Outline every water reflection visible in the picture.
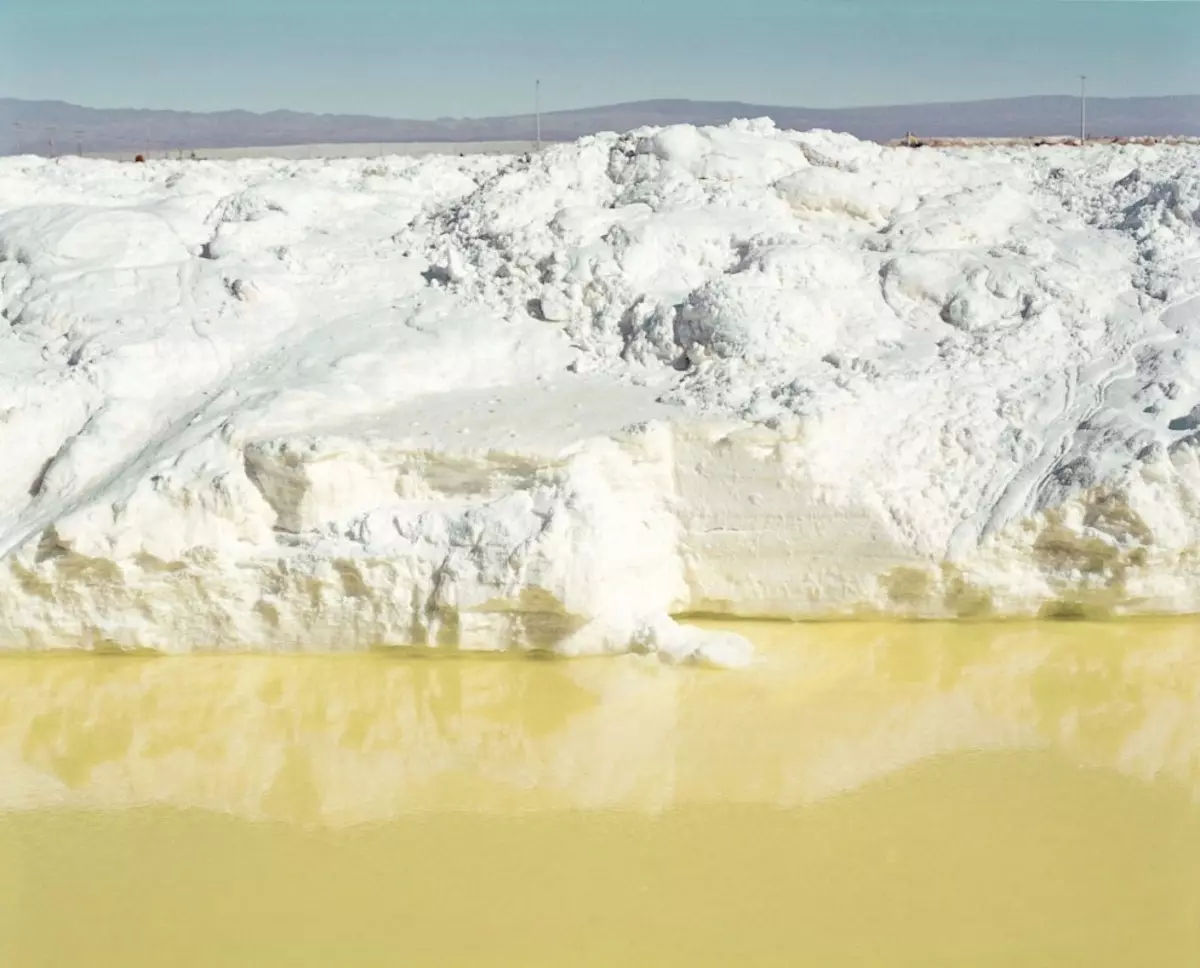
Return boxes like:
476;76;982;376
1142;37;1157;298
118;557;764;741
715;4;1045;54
0;620;1198;825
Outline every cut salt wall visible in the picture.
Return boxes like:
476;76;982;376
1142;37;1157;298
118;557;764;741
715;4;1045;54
2;120;1200;665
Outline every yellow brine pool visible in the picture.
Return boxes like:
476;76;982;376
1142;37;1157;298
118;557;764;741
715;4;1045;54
1;621;1198;967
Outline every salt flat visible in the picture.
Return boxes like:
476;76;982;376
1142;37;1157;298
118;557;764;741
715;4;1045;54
87;140;542;162
3;120;1200;663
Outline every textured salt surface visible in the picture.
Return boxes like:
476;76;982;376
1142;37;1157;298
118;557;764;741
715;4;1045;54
4;120;1200;662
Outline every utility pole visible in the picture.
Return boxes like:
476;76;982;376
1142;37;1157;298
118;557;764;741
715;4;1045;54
1080;75;1087;146
535;78;542;153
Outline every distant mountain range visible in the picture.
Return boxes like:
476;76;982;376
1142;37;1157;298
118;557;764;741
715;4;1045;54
2;95;1198;155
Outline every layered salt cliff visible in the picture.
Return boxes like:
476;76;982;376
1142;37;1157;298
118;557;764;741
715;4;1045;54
3;121;1200;662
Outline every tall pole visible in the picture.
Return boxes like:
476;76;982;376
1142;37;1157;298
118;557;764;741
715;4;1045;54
535;79;542;153
1080;75;1087;146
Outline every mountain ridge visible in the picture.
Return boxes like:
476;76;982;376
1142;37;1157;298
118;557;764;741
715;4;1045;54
2;94;1198;155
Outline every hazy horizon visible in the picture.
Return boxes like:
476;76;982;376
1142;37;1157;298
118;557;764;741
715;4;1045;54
5;92;1199;158
3;0;1199;120
8;89;1200;122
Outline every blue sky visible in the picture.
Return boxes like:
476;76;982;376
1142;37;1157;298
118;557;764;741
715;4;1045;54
1;1;1197;117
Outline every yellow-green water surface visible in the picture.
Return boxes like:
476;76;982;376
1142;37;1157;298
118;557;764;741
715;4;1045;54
1;621;1199;967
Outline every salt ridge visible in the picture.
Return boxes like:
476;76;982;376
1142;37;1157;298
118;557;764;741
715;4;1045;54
2;119;1200;663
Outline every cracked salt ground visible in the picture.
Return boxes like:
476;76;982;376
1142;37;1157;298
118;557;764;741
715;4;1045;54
5;120;1200;660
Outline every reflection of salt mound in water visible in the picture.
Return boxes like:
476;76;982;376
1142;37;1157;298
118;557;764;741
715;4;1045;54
5;129;1200;657
0;622;1197;826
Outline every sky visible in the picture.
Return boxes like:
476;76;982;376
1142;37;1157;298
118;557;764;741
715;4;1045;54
1;0;1198;118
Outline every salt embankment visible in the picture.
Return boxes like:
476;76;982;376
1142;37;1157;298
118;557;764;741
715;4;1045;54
3;120;1200;663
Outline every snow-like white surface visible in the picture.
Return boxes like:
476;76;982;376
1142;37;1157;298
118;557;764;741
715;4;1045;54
4;119;1200;660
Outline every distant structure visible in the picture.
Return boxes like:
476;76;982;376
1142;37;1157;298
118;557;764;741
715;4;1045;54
535;79;542;152
897;77;1097;149
1080;75;1088;145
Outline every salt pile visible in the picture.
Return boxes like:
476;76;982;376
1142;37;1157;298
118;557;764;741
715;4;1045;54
3;119;1200;664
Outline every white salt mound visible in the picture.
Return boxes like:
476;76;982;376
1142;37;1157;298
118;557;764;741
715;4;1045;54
3;119;1200;664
